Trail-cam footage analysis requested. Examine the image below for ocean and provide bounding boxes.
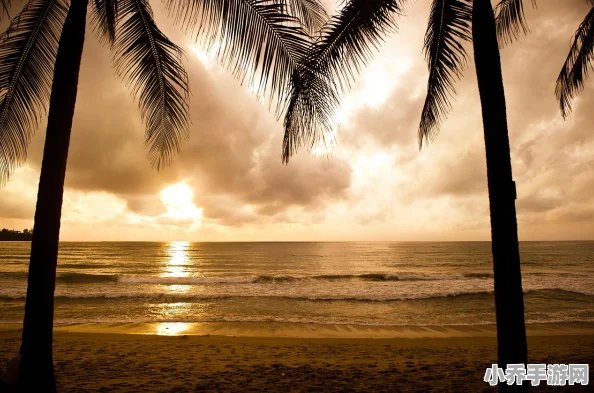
[0,241,593,327]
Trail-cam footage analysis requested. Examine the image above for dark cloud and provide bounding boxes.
[552,206,594,224]
[517,195,562,214]
[0,198,34,220]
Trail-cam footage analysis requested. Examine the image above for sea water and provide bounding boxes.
[0,241,593,327]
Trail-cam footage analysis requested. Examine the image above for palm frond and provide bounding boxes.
[92,0,118,43]
[282,60,339,160]
[555,6,594,118]
[495,0,537,47]
[418,0,472,149]
[282,0,406,163]
[0,0,68,186]
[114,0,190,169]
[280,0,327,34]
[165,0,312,113]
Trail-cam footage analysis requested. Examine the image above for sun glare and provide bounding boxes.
[337,57,412,126]
[188,44,219,70]
[160,182,203,223]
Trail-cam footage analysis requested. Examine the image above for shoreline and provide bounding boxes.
[2,321,593,338]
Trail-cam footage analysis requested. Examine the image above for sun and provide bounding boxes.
[160,182,203,222]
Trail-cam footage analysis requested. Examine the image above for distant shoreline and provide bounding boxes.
[0,229,32,241]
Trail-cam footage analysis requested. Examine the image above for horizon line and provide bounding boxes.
[3,239,592,243]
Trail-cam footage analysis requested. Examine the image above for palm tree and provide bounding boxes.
[0,0,322,390]
[556,0,594,117]
[471,3,528,388]
[0,0,189,389]
[280,0,532,387]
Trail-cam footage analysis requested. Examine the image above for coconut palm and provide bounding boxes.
[0,0,189,390]
[0,0,322,390]
[556,0,594,117]
[280,0,533,385]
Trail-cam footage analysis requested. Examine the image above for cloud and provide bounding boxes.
[1,0,593,240]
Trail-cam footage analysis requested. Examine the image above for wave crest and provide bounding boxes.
[57,273,118,284]
[1,288,592,302]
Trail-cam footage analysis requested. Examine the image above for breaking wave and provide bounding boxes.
[1,288,592,302]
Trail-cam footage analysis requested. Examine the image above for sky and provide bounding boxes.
[1,0,593,241]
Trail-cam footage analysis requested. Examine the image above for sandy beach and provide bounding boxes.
[1,323,593,392]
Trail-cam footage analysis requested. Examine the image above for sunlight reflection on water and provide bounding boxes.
[155,243,199,326]
[156,322,190,335]
[162,241,191,280]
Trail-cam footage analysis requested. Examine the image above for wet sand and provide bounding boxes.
[0,323,593,392]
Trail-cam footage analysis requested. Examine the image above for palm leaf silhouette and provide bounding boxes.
[282,0,406,163]
[418,0,472,149]
[92,0,118,43]
[495,0,537,46]
[166,0,314,115]
[113,0,190,169]
[0,0,68,185]
[555,5,594,118]
[281,0,327,34]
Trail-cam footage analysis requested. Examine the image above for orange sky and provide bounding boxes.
[1,0,593,241]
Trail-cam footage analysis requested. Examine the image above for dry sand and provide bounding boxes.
[0,323,593,392]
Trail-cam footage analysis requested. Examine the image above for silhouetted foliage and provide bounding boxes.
[0,228,33,240]
[556,2,594,118]
[495,0,594,119]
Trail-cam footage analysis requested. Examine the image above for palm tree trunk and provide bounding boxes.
[472,0,528,391]
[18,0,88,391]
